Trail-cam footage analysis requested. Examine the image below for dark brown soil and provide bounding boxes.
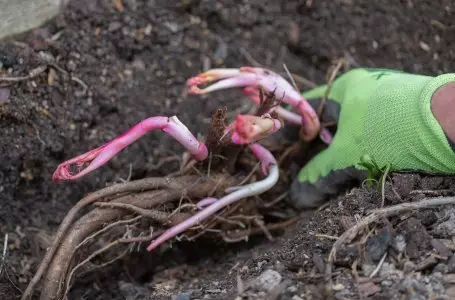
[1,0,455,299]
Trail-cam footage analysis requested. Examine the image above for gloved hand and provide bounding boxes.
[289,68,455,209]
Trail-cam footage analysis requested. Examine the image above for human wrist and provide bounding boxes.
[431,81,455,146]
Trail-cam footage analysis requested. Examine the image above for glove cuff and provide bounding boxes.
[364,72,455,174]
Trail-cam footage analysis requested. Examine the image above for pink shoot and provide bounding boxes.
[226,114,282,144]
[146,143,278,252]
[196,197,217,209]
[187,66,321,141]
[52,116,208,181]
[242,86,302,125]
[243,86,333,145]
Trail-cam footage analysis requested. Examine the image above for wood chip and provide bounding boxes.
[113,0,124,12]
[444,274,455,284]
[358,281,381,297]
[431,239,453,258]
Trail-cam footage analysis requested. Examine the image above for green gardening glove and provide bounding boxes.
[289,68,455,209]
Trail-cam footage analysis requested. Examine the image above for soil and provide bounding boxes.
[1,0,455,299]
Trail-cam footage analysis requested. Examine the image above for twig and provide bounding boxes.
[239,47,263,67]
[71,76,88,95]
[369,252,387,278]
[207,152,213,179]
[0,233,8,275]
[278,141,301,166]
[63,240,120,297]
[410,189,453,195]
[119,163,133,183]
[314,234,339,241]
[380,164,391,208]
[283,63,298,90]
[74,216,142,252]
[317,59,344,117]
[234,162,260,187]
[83,248,129,273]
[222,217,299,240]
[254,218,274,241]
[289,73,317,89]
[263,191,288,208]
[0,66,47,83]
[95,202,176,223]
[325,196,455,295]
[48,62,88,95]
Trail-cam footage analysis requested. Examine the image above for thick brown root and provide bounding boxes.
[24,139,295,300]
[22,175,232,300]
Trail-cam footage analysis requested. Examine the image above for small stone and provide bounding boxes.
[250,269,282,292]
[391,235,407,253]
[67,60,77,71]
[399,218,432,259]
[362,264,376,277]
[132,58,145,70]
[419,41,431,52]
[213,41,228,64]
[433,263,448,274]
[431,239,453,258]
[332,283,345,291]
[291,296,303,300]
[433,215,455,238]
[288,21,300,46]
[287,285,298,293]
[108,21,122,32]
[0,88,10,105]
[118,281,150,299]
[381,279,393,287]
[172,293,190,300]
[0,52,17,68]
[367,229,391,261]
[358,281,381,297]
[38,51,55,63]
[403,260,416,273]
[379,263,399,278]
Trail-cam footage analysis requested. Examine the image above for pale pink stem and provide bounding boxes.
[189,74,256,94]
[243,86,333,144]
[146,143,278,252]
[319,128,333,144]
[242,87,301,125]
[186,68,241,86]
[52,116,208,181]
[196,197,217,209]
[186,67,322,141]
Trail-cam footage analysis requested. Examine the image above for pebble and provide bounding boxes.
[403,260,416,273]
[362,263,376,277]
[433,263,448,274]
[251,269,282,292]
[0,88,10,105]
[172,294,190,300]
[214,40,228,64]
[367,229,391,261]
[0,52,17,68]
[391,234,407,253]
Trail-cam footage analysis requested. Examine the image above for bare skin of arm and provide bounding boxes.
[431,81,455,145]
